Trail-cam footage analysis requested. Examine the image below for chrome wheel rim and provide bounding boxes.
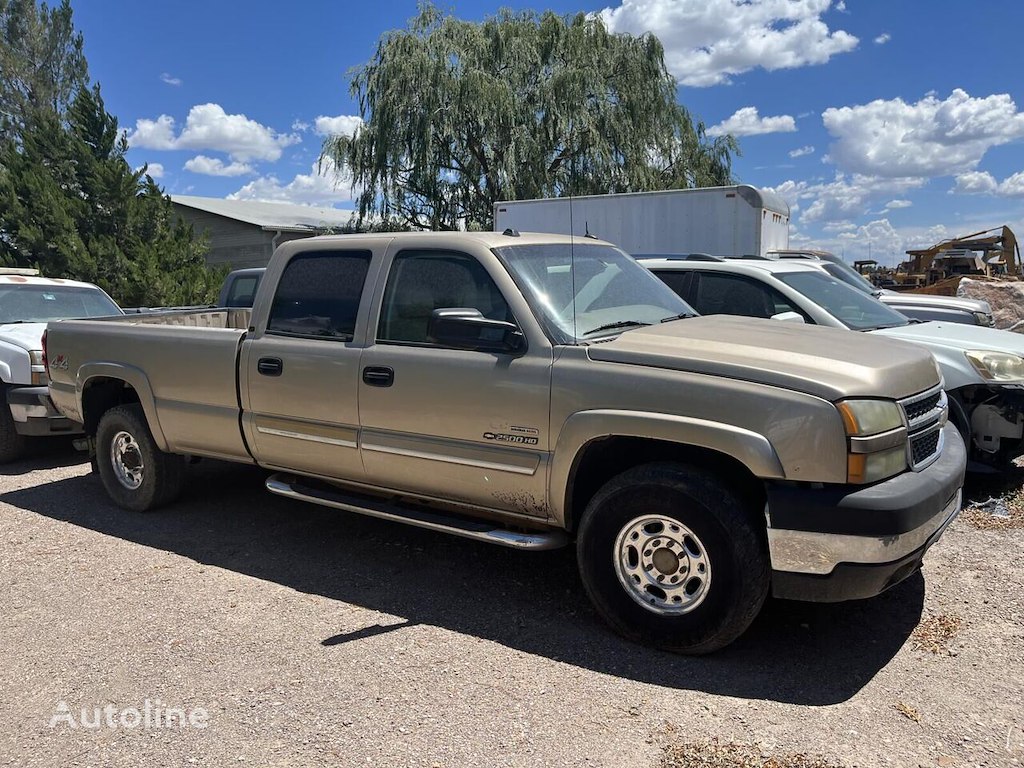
[613,515,712,615]
[110,430,144,490]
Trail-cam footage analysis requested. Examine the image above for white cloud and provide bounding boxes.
[291,119,311,132]
[227,157,356,206]
[822,89,1024,178]
[160,73,182,86]
[599,0,858,87]
[135,162,164,179]
[874,33,891,45]
[183,155,255,177]
[952,170,1024,197]
[127,114,177,150]
[884,199,913,209]
[769,173,927,224]
[789,145,815,158]
[126,103,301,163]
[314,114,363,137]
[707,106,795,137]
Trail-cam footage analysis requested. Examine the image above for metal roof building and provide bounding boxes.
[171,196,357,269]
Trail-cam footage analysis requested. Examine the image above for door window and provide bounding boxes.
[691,273,801,319]
[377,250,513,345]
[267,251,372,340]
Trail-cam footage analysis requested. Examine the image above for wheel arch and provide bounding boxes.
[552,410,782,533]
[78,363,167,451]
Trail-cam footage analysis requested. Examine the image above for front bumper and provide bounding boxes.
[6,386,81,437]
[766,423,966,602]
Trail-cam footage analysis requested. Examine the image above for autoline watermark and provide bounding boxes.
[49,699,209,730]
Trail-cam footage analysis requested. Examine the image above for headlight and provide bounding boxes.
[836,398,907,483]
[29,349,48,386]
[965,350,1024,382]
[836,399,903,436]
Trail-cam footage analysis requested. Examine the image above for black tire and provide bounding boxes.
[0,387,28,464]
[95,404,185,511]
[576,462,769,654]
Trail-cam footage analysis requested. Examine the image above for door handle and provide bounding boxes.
[362,366,394,387]
[257,357,283,376]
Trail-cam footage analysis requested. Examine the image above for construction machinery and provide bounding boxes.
[894,226,1020,292]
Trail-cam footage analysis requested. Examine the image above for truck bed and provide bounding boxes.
[46,309,254,462]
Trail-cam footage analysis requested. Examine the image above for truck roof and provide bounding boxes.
[282,230,619,250]
[0,274,105,289]
[637,256,820,278]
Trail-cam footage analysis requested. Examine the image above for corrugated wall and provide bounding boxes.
[173,206,318,269]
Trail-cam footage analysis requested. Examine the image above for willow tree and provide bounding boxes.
[323,3,738,231]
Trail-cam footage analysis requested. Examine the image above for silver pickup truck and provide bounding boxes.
[45,231,965,653]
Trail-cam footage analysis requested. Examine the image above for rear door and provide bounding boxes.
[241,247,375,480]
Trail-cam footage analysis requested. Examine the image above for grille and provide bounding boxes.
[904,392,942,423]
[911,429,941,466]
[898,385,946,470]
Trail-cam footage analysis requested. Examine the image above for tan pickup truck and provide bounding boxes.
[45,232,965,653]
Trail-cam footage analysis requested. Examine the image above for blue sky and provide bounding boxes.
[73,1,1024,266]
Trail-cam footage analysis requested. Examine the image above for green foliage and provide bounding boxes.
[0,86,222,306]
[324,2,739,231]
[0,0,88,141]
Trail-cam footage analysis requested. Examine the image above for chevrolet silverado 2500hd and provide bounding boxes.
[45,232,965,653]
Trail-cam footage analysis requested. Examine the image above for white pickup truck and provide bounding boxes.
[0,269,123,461]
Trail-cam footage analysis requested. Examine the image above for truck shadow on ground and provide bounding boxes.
[0,438,84,475]
[2,459,929,706]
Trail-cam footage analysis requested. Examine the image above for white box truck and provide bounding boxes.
[493,184,790,258]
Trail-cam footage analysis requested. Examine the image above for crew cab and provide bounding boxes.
[46,232,964,653]
[0,269,122,461]
[641,255,1023,470]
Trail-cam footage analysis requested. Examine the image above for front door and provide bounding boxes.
[357,247,553,518]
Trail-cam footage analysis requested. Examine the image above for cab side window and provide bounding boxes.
[691,273,802,320]
[267,251,372,340]
[378,250,513,345]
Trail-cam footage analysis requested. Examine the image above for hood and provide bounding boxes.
[587,315,940,402]
[879,290,990,313]
[0,322,47,351]
[874,320,1024,354]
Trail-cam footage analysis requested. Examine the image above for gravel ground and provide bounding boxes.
[1,442,1022,767]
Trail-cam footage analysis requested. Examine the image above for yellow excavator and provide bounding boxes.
[894,226,1020,292]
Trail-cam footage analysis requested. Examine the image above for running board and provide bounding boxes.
[265,473,568,551]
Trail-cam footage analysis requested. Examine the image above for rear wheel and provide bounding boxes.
[576,462,769,654]
[95,404,184,511]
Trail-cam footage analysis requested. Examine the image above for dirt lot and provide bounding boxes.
[1,443,1021,767]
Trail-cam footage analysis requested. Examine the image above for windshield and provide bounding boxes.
[820,261,879,295]
[0,285,121,323]
[775,271,908,331]
[493,243,694,343]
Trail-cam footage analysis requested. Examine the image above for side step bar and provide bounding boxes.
[265,473,568,551]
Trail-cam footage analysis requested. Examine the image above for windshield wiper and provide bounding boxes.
[660,312,696,323]
[582,320,651,336]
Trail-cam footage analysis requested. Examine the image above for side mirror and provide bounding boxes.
[770,311,805,324]
[427,308,526,354]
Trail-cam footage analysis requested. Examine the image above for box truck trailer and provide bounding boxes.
[493,185,790,258]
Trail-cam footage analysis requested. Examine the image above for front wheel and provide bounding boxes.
[95,404,185,511]
[576,462,769,654]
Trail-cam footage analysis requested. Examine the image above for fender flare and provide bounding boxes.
[549,409,785,526]
[77,362,169,451]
